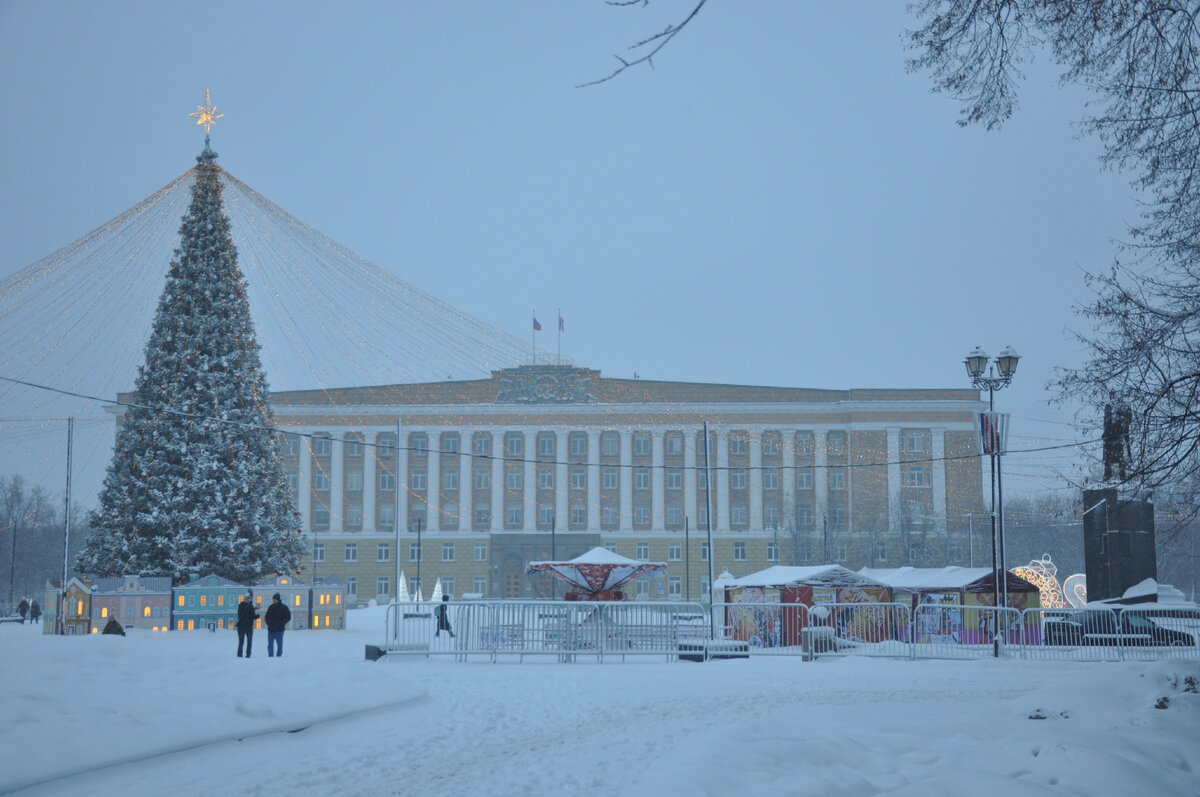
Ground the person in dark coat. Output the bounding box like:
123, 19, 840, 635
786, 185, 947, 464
102, 616, 126, 635
17, 599, 29, 623
264, 592, 292, 657
236, 592, 258, 657
435, 594, 454, 638
29, 600, 40, 624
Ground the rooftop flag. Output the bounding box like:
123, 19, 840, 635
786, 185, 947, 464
558, 314, 564, 332
533, 316, 542, 331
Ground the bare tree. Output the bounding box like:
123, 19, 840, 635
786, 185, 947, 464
580, 0, 708, 87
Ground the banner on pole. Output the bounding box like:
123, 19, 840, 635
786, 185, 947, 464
979, 412, 1010, 455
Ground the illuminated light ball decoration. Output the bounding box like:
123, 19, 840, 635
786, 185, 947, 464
1062, 573, 1087, 608
1012, 553, 1065, 608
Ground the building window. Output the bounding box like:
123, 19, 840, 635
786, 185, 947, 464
828, 432, 847, 457
312, 434, 332, 457
762, 468, 779, 490
505, 431, 523, 457
538, 466, 554, 490
378, 433, 396, 459
570, 502, 587, 525
283, 433, 301, 457
636, 580, 649, 599
602, 503, 619, 526
377, 577, 390, 597
795, 503, 814, 527
634, 503, 650, 525
345, 434, 363, 457
569, 431, 587, 456
900, 429, 931, 453
344, 543, 358, 562
875, 542, 888, 562
604, 542, 618, 553
410, 432, 428, 455
442, 432, 460, 454
666, 468, 682, 490
763, 503, 780, 529
506, 467, 523, 491
701, 543, 710, 562
346, 577, 357, 598
346, 468, 363, 491
474, 541, 487, 561
379, 470, 395, 491
475, 469, 491, 490
669, 576, 682, 598
669, 542, 682, 561
795, 431, 814, 456
762, 431, 782, 457
410, 503, 427, 528
442, 577, 455, 598
537, 432, 555, 457
411, 469, 427, 490
473, 432, 492, 457
474, 505, 491, 526
730, 469, 747, 490
313, 471, 330, 491
633, 432, 651, 456
830, 502, 847, 527
634, 468, 650, 490
901, 463, 931, 488
409, 542, 422, 562
636, 541, 649, 559
729, 433, 747, 456
602, 468, 619, 490
506, 504, 523, 527
313, 507, 330, 528
286, 469, 299, 495
665, 434, 682, 456
377, 542, 390, 562
442, 542, 455, 562
312, 543, 325, 563
601, 431, 619, 457
474, 575, 487, 594
767, 542, 779, 562
346, 504, 363, 526
795, 467, 813, 490
734, 542, 747, 561
570, 467, 586, 490
731, 502, 748, 526
698, 504, 709, 528
379, 504, 395, 529
828, 467, 846, 491
666, 502, 682, 525
538, 504, 555, 526
444, 468, 460, 490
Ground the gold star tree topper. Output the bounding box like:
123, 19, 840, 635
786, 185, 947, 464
189, 87, 224, 134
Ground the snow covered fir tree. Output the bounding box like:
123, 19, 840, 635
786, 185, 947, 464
78, 137, 304, 585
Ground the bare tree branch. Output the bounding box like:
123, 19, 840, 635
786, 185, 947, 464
579, 0, 709, 87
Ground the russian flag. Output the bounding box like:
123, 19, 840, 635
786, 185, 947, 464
558, 314, 565, 332
532, 316, 542, 331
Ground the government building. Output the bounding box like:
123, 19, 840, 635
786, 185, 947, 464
270, 364, 989, 605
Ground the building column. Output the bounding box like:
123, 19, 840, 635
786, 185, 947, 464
426, 428, 441, 530
298, 427, 312, 531
459, 428, 471, 533
814, 430, 828, 536
491, 428, 503, 532
716, 428, 729, 532
932, 427, 947, 535
652, 430, 665, 530
363, 431, 377, 532
886, 426, 901, 533
524, 431, 536, 531
587, 430, 601, 531
619, 432, 633, 530
330, 434, 343, 532
684, 431, 698, 530
396, 421, 408, 535
782, 428, 795, 532
555, 430, 568, 532
749, 427, 763, 530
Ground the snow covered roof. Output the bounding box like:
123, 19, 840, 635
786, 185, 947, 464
727, 565, 887, 589
527, 546, 664, 568
90, 576, 173, 595
859, 566, 995, 591
178, 573, 246, 589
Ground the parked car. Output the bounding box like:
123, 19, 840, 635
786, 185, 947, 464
1043, 609, 1195, 647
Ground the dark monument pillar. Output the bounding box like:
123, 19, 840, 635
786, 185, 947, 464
1082, 488, 1157, 602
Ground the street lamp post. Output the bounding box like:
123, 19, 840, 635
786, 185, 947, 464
964, 346, 1020, 616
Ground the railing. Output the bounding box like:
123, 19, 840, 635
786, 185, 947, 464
382, 600, 1200, 663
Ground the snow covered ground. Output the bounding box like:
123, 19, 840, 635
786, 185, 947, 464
2, 607, 1198, 797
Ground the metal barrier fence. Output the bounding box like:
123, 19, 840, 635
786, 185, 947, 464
383, 600, 1200, 663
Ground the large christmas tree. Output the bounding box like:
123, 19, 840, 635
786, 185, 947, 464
80, 137, 304, 585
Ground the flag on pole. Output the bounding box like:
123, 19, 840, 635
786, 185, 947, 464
532, 316, 542, 331
979, 412, 1010, 455
558, 314, 565, 332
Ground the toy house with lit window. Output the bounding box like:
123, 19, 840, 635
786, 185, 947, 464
90, 576, 173, 633
172, 573, 246, 631
310, 576, 346, 630
62, 577, 92, 636
255, 574, 309, 630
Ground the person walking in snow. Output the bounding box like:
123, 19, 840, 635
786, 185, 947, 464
264, 592, 291, 657
435, 594, 454, 638
29, 599, 40, 624
17, 598, 29, 623
236, 592, 258, 657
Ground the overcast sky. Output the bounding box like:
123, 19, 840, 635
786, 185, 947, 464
0, 2, 1140, 498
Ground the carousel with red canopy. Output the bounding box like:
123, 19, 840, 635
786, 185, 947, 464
526, 546, 667, 601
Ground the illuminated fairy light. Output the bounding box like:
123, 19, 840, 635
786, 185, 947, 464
188, 87, 224, 134
1012, 553, 1066, 608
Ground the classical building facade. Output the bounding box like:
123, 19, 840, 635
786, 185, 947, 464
268, 365, 989, 605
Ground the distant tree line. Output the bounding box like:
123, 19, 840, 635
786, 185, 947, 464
0, 474, 87, 614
